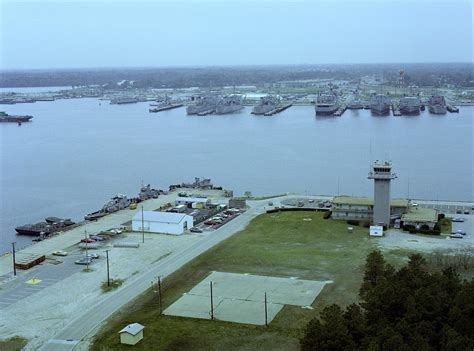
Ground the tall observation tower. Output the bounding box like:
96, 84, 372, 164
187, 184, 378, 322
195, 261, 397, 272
368, 161, 397, 227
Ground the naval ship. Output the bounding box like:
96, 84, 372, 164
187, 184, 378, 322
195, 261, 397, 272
251, 95, 280, 115
399, 97, 421, 115
110, 97, 139, 104
428, 95, 447, 115
314, 94, 339, 116
0, 112, 33, 123
215, 95, 244, 114
186, 96, 218, 115
370, 95, 391, 115
85, 194, 132, 220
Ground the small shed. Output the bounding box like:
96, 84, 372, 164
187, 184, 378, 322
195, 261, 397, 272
132, 211, 193, 235
370, 225, 383, 237
119, 323, 144, 345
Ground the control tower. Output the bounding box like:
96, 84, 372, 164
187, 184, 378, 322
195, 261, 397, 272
368, 161, 397, 227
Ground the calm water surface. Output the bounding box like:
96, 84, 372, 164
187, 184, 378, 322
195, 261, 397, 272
1, 98, 472, 253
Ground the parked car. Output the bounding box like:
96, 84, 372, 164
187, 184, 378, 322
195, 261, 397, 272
464, 210, 470, 215
75, 257, 93, 265
309, 199, 315, 203
86, 253, 100, 259
52, 250, 68, 256
453, 230, 466, 236
456, 209, 462, 214
190, 227, 203, 233
450, 233, 463, 239
90, 235, 104, 241
268, 201, 274, 206
452, 218, 465, 222
204, 220, 215, 225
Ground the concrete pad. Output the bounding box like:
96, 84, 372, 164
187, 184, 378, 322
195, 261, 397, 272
164, 271, 328, 325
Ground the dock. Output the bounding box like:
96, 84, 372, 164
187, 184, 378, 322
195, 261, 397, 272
447, 105, 459, 113
149, 104, 183, 113
263, 103, 293, 116
391, 104, 402, 116
333, 105, 346, 116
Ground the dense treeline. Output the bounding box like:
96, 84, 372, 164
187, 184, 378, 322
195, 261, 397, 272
301, 251, 474, 350
0, 63, 472, 88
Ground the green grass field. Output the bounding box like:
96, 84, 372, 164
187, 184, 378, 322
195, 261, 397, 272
0, 336, 28, 351
91, 211, 416, 351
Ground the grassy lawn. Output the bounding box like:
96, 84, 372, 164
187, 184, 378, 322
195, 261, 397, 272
91, 212, 413, 351
0, 336, 28, 351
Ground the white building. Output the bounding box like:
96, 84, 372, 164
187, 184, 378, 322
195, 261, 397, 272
119, 323, 144, 345
132, 211, 193, 235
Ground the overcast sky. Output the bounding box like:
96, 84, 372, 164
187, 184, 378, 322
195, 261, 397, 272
0, 0, 472, 69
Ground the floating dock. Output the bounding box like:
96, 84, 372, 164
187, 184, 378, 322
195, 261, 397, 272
447, 105, 459, 113
263, 103, 293, 116
149, 104, 183, 113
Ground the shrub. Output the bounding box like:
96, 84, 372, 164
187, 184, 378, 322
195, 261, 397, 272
347, 220, 360, 226
323, 211, 332, 219
420, 224, 430, 231
438, 213, 445, 221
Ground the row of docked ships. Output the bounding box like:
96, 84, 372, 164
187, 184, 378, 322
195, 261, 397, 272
315, 93, 451, 116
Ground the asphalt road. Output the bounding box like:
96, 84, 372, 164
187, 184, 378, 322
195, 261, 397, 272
40, 201, 267, 351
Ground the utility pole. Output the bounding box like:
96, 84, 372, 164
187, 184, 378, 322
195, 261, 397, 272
105, 250, 110, 286
264, 292, 268, 326
141, 205, 145, 244
158, 276, 162, 315
12, 242, 16, 276
210, 281, 214, 320
84, 230, 89, 270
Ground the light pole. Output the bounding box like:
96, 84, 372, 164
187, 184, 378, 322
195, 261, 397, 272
105, 250, 110, 286
141, 205, 145, 244
12, 242, 16, 276
210, 281, 214, 320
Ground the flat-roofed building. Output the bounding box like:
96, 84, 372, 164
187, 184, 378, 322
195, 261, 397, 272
401, 208, 438, 229
332, 196, 409, 225
175, 197, 210, 209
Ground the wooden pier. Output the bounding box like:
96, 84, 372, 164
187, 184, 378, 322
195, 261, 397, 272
263, 103, 293, 116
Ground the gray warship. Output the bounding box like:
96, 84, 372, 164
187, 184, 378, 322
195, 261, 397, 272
370, 95, 391, 115
399, 96, 421, 115
186, 96, 218, 115
85, 194, 132, 220
0, 111, 33, 123
428, 95, 447, 115
215, 95, 244, 114
251, 95, 280, 115
138, 184, 160, 200
315, 94, 339, 116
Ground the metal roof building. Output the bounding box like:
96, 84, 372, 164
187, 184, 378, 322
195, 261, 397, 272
119, 323, 144, 345
132, 211, 193, 235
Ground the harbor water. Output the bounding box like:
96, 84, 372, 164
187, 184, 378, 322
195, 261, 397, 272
0, 97, 473, 253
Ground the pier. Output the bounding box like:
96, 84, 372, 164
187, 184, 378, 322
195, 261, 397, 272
333, 105, 346, 116
391, 104, 401, 116
263, 103, 293, 116
149, 104, 183, 113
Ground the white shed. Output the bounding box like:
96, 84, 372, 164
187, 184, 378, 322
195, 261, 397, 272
132, 211, 193, 235
119, 323, 144, 345
370, 225, 384, 237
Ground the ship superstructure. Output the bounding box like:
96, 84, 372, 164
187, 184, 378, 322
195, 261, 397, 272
428, 95, 447, 115
370, 95, 391, 115
315, 94, 339, 116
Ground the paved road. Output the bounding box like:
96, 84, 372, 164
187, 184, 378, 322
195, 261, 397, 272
40, 200, 268, 351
